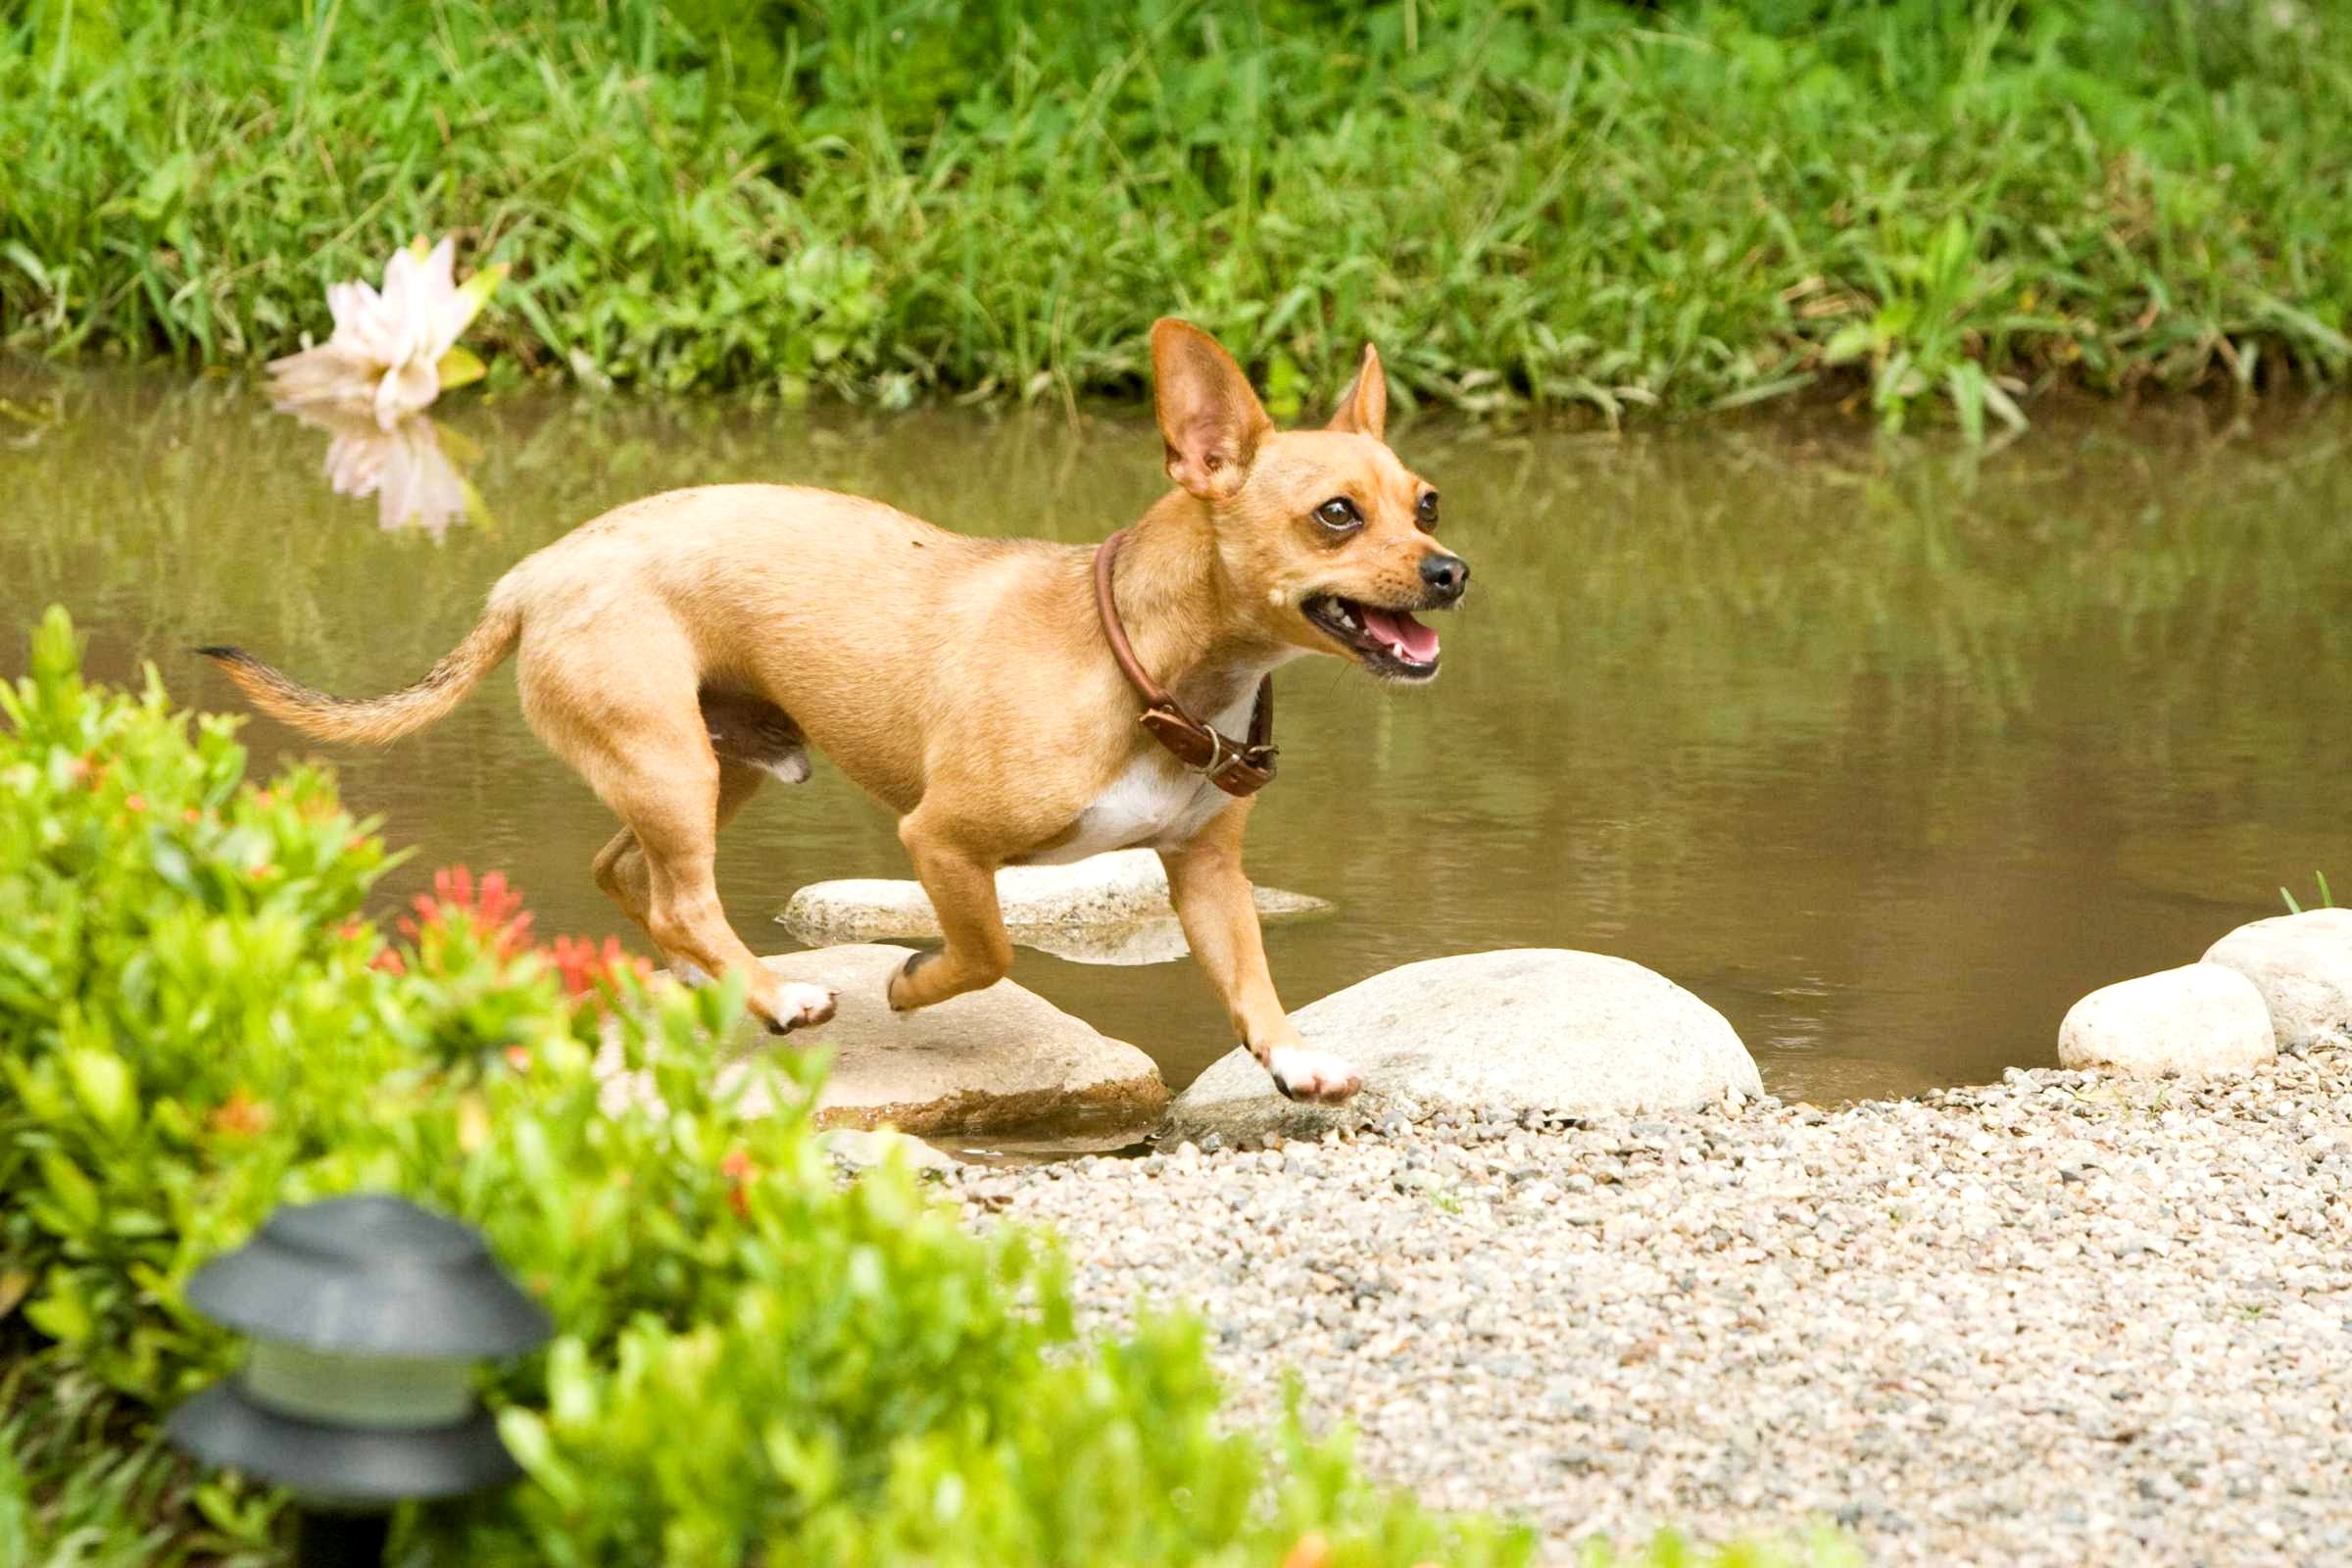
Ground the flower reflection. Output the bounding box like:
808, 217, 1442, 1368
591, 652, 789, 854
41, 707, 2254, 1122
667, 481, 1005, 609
283, 402, 479, 537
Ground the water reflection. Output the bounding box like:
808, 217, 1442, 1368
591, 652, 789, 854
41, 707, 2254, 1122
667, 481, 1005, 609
1, 367, 2345, 1105
775, 910, 1204, 968
281, 403, 480, 537
1014, 918, 1198, 966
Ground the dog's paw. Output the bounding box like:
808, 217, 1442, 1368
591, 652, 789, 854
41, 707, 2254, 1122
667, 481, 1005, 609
763, 982, 837, 1035
1267, 1046, 1362, 1103
886, 951, 938, 1012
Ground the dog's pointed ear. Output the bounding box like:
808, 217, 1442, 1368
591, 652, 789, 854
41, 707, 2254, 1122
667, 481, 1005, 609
1325, 342, 1388, 440
1152, 318, 1272, 500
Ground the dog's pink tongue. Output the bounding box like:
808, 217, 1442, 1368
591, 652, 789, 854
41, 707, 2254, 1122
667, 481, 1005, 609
1360, 607, 1440, 663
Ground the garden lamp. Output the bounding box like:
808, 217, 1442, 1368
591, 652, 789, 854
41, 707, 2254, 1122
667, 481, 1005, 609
166, 1194, 552, 1566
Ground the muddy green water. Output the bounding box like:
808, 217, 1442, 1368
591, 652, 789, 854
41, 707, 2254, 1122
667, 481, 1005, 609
4, 368, 2347, 1107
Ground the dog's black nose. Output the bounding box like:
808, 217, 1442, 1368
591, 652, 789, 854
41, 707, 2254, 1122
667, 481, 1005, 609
1420, 553, 1469, 601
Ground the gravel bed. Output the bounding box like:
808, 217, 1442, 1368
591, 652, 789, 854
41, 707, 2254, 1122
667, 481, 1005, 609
949, 1052, 2352, 1565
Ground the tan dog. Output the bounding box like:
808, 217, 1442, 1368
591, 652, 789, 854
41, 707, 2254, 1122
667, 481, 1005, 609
202, 320, 1468, 1102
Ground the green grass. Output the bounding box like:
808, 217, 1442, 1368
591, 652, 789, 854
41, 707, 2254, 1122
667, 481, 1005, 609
2282, 872, 2336, 913
0, 1361, 278, 1568
4, 0, 2350, 428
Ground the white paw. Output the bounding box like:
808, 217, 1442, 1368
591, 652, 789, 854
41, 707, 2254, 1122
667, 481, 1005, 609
1266, 1046, 1361, 1104
780, 982, 837, 1029
773, 982, 837, 1033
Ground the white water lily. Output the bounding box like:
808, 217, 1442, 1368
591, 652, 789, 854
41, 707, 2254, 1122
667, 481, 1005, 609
268, 236, 506, 429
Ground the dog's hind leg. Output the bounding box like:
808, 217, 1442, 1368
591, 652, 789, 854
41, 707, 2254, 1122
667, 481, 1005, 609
603, 754, 830, 1033
523, 645, 832, 1034
592, 760, 767, 980
591, 827, 651, 928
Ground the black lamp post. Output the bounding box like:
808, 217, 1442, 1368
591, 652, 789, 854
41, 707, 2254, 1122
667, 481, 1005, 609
166, 1195, 553, 1567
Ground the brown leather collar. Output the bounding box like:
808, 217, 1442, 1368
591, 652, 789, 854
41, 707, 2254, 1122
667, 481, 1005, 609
1093, 528, 1278, 798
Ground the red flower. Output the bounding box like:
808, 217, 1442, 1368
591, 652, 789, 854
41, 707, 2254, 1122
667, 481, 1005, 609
721, 1146, 758, 1218
124, 794, 147, 813
548, 934, 650, 1001
207, 1091, 272, 1138
503, 1045, 532, 1073
398, 865, 535, 958
384, 865, 658, 1019
370, 948, 407, 975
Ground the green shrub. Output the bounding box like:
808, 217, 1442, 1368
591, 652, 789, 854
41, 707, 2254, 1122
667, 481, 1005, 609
0, 603, 1541, 1563
0, 608, 397, 1401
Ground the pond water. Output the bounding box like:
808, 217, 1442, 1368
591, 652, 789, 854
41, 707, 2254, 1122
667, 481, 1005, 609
4, 368, 2346, 1108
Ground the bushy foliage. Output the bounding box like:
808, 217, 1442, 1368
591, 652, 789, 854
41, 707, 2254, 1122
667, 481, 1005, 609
3, 0, 2348, 429
0, 605, 1540, 1563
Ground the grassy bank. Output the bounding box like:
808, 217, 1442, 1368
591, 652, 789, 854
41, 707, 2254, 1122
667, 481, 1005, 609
4, 0, 2349, 428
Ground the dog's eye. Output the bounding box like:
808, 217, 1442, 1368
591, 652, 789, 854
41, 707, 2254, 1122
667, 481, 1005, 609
1314, 498, 1361, 533
1415, 491, 1441, 531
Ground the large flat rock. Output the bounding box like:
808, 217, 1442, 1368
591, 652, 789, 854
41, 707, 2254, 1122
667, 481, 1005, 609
777, 849, 1329, 964
1161, 948, 1761, 1144
599, 945, 1166, 1138
2202, 907, 2352, 1054
2056, 961, 2277, 1077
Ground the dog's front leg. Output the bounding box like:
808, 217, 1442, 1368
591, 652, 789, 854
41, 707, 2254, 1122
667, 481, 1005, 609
1160, 808, 1361, 1104
887, 813, 1015, 1010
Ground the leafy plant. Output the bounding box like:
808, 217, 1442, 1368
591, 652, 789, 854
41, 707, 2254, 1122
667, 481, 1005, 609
1821, 216, 2028, 439
0, 1362, 279, 1568
4, 0, 2350, 429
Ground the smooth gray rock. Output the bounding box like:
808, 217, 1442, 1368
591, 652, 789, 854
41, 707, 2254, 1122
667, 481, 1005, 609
777, 849, 1329, 964
1160, 948, 1761, 1143
599, 945, 1166, 1136
2202, 908, 2352, 1054
2056, 962, 2277, 1077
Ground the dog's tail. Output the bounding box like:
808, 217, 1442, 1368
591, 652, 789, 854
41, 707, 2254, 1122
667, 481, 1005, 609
196, 602, 521, 747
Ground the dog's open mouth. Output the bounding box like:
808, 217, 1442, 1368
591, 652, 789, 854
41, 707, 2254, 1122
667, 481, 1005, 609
1301, 595, 1445, 680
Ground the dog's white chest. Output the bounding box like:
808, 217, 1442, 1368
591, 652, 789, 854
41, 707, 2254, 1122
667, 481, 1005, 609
1031, 758, 1227, 865
1025, 683, 1261, 865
